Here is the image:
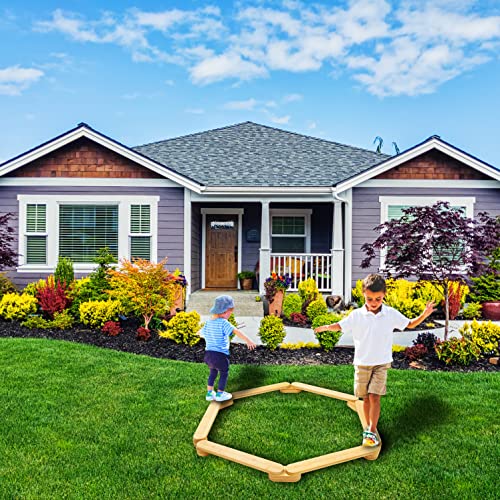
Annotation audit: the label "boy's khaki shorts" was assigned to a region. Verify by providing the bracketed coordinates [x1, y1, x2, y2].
[354, 363, 391, 398]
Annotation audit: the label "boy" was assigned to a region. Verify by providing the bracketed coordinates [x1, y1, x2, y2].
[314, 274, 435, 447]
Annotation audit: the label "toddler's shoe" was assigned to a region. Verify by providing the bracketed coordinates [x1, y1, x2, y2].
[362, 429, 380, 447]
[205, 390, 216, 401]
[215, 391, 232, 402]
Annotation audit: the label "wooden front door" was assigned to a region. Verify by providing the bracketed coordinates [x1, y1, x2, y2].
[205, 214, 238, 288]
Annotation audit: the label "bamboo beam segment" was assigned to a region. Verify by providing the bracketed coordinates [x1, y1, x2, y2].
[232, 382, 291, 400]
[291, 382, 359, 402]
[196, 440, 285, 475]
[193, 402, 220, 445]
[286, 446, 377, 475]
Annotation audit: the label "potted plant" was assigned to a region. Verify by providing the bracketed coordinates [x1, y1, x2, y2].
[168, 270, 188, 316]
[264, 273, 291, 317]
[469, 248, 500, 320]
[237, 271, 255, 290]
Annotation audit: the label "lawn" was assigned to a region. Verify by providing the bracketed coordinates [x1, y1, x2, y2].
[0, 338, 498, 499]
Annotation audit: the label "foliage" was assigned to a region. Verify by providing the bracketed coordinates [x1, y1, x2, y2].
[384, 279, 427, 318]
[0, 212, 17, 270]
[264, 273, 291, 301]
[314, 327, 342, 352]
[258, 315, 286, 350]
[361, 201, 500, 338]
[404, 344, 428, 361]
[435, 337, 481, 366]
[255, 295, 262, 302]
[461, 302, 482, 320]
[54, 257, 74, 288]
[306, 298, 328, 321]
[447, 281, 468, 320]
[280, 342, 319, 349]
[311, 312, 342, 329]
[298, 278, 320, 302]
[0, 293, 38, 321]
[79, 300, 123, 329]
[50, 310, 75, 330]
[159, 311, 202, 346]
[469, 249, 500, 303]
[460, 320, 500, 356]
[170, 268, 188, 287]
[227, 312, 237, 340]
[22, 279, 46, 297]
[108, 258, 173, 330]
[102, 321, 123, 337]
[21, 315, 50, 329]
[351, 280, 364, 307]
[282, 293, 303, 319]
[0, 273, 16, 299]
[237, 271, 255, 279]
[289, 312, 308, 325]
[413, 332, 438, 352]
[36, 278, 70, 319]
[392, 344, 407, 353]
[136, 327, 151, 341]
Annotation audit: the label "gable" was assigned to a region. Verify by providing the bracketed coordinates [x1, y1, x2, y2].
[375, 150, 491, 181]
[7, 137, 163, 179]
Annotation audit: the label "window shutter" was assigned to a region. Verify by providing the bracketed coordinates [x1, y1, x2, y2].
[26, 204, 47, 264]
[130, 205, 151, 260]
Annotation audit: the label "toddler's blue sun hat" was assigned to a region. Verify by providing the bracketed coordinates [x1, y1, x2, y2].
[210, 295, 235, 315]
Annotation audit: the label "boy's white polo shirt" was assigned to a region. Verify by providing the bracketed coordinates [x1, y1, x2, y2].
[338, 304, 410, 366]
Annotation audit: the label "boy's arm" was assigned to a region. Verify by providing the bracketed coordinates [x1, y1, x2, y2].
[407, 301, 436, 329]
[314, 323, 342, 333]
[232, 328, 256, 350]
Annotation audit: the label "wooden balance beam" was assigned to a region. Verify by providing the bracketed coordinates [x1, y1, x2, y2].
[291, 382, 359, 402]
[193, 400, 233, 445]
[232, 382, 292, 400]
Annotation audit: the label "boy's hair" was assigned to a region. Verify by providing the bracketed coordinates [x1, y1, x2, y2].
[362, 274, 386, 293]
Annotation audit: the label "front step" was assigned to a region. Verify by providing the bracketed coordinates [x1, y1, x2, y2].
[186, 290, 264, 317]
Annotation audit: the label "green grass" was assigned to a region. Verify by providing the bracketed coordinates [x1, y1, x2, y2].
[0, 338, 498, 499]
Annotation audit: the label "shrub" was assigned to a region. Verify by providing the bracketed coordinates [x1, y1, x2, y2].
[137, 326, 151, 341]
[392, 344, 407, 353]
[461, 302, 482, 320]
[54, 257, 74, 288]
[311, 312, 342, 329]
[314, 327, 342, 352]
[306, 298, 328, 321]
[282, 293, 303, 319]
[298, 278, 320, 302]
[447, 281, 468, 320]
[22, 315, 50, 329]
[160, 311, 202, 346]
[79, 300, 123, 329]
[50, 310, 74, 329]
[101, 321, 123, 337]
[435, 337, 481, 366]
[280, 342, 319, 349]
[404, 344, 428, 361]
[37, 278, 70, 319]
[351, 279, 364, 307]
[0, 273, 16, 299]
[108, 258, 173, 329]
[22, 279, 45, 297]
[255, 295, 262, 302]
[290, 312, 308, 325]
[413, 332, 438, 352]
[460, 320, 500, 356]
[0, 293, 37, 321]
[258, 315, 286, 350]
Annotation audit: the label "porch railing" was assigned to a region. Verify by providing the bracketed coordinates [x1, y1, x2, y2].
[270, 253, 333, 292]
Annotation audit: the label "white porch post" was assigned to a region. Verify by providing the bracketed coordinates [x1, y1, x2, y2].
[331, 200, 344, 296]
[183, 188, 192, 301]
[259, 200, 271, 293]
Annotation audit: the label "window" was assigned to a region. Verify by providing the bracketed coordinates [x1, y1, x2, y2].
[270, 210, 311, 253]
[17, 195, 158, 271]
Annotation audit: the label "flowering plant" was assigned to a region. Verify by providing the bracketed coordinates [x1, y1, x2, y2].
[170, 269, 188, 287]
[264, 272, 291, 301]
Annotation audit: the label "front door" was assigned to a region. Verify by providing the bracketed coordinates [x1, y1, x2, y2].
[205, 214, 238, 288]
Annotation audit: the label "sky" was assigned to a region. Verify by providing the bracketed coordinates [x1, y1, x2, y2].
[1, 0, 500, 167]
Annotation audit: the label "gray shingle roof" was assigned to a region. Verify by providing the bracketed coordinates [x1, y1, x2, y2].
[133, 121, 390, 187]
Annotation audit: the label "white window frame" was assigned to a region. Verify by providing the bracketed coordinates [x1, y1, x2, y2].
[378, 196, 476, 269]
[17, 194, 159, 273]
[270, 209, 312, 253]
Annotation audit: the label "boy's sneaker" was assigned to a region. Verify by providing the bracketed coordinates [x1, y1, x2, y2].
[205, 390, 216, 401]
[215, 391, 232, 402]
[362, 429, 380, 447]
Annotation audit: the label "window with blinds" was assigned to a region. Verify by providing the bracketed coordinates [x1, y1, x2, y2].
[59, 205, 118, 263]
[271, 216, 306, 252]
[26, 204, 47, 264]
[130, 204, 151, 260]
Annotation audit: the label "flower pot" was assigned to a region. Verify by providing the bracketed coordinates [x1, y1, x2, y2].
[169, 284, 185, 316]
[482, 302, 500, 320]
[240, 277, 253, 290]
[269, 290, 284, 317]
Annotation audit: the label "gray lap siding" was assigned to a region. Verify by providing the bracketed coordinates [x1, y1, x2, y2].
[0, 185, 184, 288]
[351, 187, 500, 286]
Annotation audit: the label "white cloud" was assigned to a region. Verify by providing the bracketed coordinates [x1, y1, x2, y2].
[224, 98, 258, 110]
[0, 66, 44, 95]
[307, 120, 317, 129]
[283, 93, 303, 103]
[269, 114, 290, 124]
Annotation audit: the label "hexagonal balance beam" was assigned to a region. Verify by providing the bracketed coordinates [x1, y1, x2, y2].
[193, 381, 381, 482]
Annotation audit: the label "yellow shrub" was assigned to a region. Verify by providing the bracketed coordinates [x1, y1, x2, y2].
[79, 300, 123, 328]
[298, 278, 320, 302]
[460, 320, 500, 356]
[281, 342, 319, 349]
[160, 311, 202, 346]
[0, 293, 38, 321]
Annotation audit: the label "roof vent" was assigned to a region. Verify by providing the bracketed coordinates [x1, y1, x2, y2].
[430, 134, 441, 139]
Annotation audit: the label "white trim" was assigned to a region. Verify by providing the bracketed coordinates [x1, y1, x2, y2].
[270, 208, 312, 253]
[200, 208, 244, 289]
[183, 189, 192, 299]
[0, 125, 203, 193]
[343, 188, 353, 302]
[0, 177, 180, 187]
[203, 186, 332, 194]
[336, 138, 500, 193]
[359, 179, 499, 189]
[16, 194, 159, 272]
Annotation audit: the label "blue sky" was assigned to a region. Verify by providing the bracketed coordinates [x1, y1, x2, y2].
[1, 0, 500, 166]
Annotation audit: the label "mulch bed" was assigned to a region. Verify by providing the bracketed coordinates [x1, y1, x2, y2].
[0, 319, 497, 372]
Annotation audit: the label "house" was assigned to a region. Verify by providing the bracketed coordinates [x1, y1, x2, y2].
[0, 121, 498, 301]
